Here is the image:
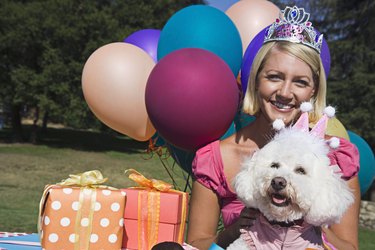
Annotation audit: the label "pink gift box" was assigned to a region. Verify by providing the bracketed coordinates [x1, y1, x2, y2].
[122, 188, 188, 250]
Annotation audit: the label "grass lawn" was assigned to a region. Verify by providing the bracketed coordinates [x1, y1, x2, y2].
[0, 126, 190, 233]
[0, 126, 374, 249]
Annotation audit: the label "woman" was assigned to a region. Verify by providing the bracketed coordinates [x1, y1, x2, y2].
[186, 6, 360, 250]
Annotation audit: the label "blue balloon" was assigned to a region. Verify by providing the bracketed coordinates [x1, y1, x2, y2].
[348, 131, 375, 195]
[152, 132, 195, 174]
[203, 0, 238, 12]
[157, 5, 242, 76]
[221, 111, 256, 139]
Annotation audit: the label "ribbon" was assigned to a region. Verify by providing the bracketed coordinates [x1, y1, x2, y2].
[125, 169, 172, 192]
[38, 170, 114, 250]
[57, 169, 108, 187]
[125, 169, 188, 249]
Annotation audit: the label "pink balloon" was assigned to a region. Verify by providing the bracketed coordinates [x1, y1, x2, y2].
[226, 0, 280, 53]
[82, 42, 156, 141]
[145, 48, 240, 151]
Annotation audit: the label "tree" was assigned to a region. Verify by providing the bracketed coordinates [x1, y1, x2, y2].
[0, 0, 201, 142]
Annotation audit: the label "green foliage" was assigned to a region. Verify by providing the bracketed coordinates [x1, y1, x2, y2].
[0, 0, 201, 138]
[325, 1, 375, 148]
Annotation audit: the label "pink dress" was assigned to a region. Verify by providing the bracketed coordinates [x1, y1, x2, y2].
[192, 138, 359, 228]
[238, 215, 324, 249]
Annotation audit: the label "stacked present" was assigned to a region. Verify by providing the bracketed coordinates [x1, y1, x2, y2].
[38, 169, 188, 250]
[122, 169, 188, 250]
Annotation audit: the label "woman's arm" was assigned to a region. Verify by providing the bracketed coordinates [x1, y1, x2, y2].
[322, 176, 360, 250]
[187, 181, 221, 249]
[187, 181, 258, 249]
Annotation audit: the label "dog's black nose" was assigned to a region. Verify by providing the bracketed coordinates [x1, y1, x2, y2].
[271, 177, 287, 191]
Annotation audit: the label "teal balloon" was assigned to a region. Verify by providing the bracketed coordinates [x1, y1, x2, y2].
[348, 131, 375, 195]
[157, 5, 242, 76]
[221, 111, 256, 139]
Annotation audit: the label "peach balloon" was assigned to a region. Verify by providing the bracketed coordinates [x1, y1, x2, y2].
[225, 0, 280, 53]
[82, 42, 156, 141]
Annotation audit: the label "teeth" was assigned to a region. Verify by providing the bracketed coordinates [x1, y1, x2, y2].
[272, 101, 293, 109]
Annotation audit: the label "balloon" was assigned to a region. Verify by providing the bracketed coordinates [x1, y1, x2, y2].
[167, 144, 196, 174]
[225, 0, 280, 54]
[348, 131, 375, 195]
[152, 132, 195, 174]
[240, 26, 268, 94]
[221, 111, 256, 139]
[157, 5, 242, 76]
[82, 42, 156, 141]
[326, 117, 349, 141]
[123, 29, 160, 62]
[203, 0, 238, 12]
[240, 27, 332, 94]
[317, 30, 331, 78]
[146, 48, 239, 151]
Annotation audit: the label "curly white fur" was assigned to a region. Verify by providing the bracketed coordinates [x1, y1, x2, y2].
[227, 127, 354, 249]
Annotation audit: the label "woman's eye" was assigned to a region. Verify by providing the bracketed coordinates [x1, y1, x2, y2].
[267, 74, 281, 81]
[294, 80, 309, 87]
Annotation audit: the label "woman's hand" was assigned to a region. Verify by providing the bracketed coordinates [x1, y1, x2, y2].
[237, 207, 260, 228]
[216, 207, 260, 248]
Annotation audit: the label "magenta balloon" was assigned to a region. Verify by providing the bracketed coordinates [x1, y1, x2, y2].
[124, 29, 161, 62]
[145, 48, 239, 151]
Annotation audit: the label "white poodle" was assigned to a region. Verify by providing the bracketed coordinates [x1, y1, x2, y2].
[227, 104, 354, 250]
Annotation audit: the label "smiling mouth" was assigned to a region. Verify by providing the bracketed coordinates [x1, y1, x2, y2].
[270, 193, 290, 207]
[270, 100, 295, 110]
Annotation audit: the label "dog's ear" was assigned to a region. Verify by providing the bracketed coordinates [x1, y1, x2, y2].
[305, 167, 354, 226]
[233, 154, 258, 207]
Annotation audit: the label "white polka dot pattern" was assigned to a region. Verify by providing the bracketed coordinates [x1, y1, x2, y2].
[40, 185, 126, 249]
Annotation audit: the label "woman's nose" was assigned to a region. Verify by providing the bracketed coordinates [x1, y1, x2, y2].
[277, 81, 293, 99]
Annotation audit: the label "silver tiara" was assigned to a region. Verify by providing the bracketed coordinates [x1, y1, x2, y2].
[264, 6, 323, 54]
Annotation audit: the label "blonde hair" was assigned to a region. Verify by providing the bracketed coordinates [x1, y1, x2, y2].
[242, 41, 327, 123]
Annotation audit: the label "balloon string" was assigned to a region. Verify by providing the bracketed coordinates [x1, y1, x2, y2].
[141, 135, 193, 193]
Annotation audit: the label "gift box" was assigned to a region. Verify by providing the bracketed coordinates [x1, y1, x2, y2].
[38, 170, 126, 250]
[122, 169, 188, 250]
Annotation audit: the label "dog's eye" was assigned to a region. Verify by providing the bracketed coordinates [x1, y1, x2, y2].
[270, 162, 280, 169]
[295, 166, 306, 175]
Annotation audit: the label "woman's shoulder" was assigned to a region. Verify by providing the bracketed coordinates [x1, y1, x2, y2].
[192, 140, 223, 185]
[193, 139, 237, 196]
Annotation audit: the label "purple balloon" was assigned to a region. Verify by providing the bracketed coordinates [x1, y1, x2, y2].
[241, 27, 331, 94]
[241, 27, 267, 94]
[318, 31, 331, 79]
[145, 48, 239, 151]
[123, 29, 161, 62]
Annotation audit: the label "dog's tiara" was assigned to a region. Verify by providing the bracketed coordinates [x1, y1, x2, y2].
[273, 102, 340, 149]
[264, 6, 323, 54]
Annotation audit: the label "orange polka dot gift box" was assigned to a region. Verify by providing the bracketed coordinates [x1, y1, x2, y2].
[122, 169, 189, 250]
[38, 170, 126, 250]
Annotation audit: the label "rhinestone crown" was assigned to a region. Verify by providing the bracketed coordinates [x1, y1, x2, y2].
[264, 6, 323, 53]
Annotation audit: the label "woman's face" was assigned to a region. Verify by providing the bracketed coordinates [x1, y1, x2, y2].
[256, 48, 316, 125]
